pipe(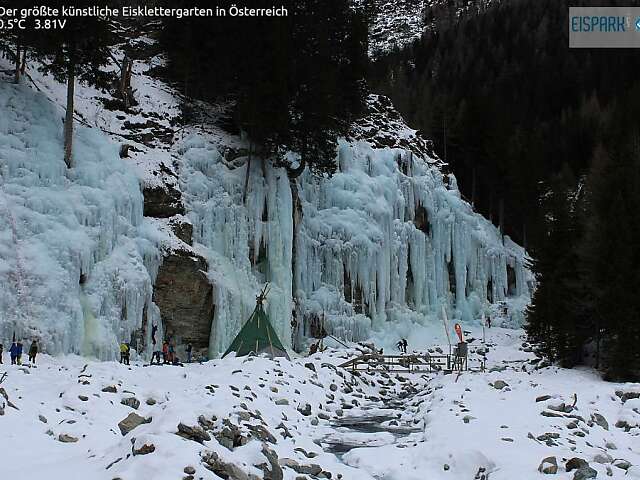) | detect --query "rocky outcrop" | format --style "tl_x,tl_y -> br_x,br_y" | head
168,217 -> 193,246
153,250 -> 214,355
143,184 -> 185,218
